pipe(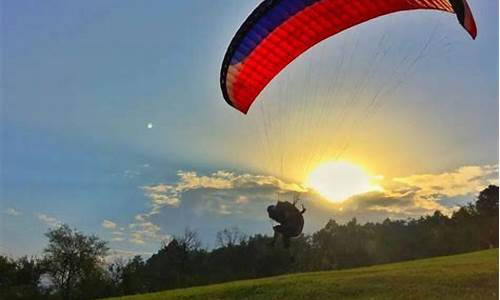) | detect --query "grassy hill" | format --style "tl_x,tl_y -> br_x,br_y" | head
106,249 -> 498,300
